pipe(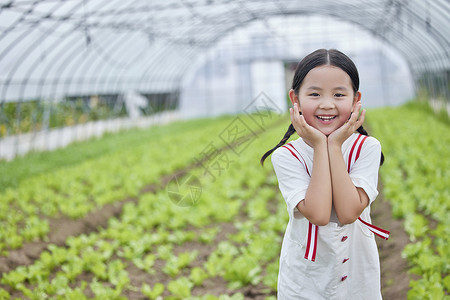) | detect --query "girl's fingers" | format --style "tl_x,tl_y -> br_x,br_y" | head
298,115 -> 309,130
289,106 -> 299,131
349,102 -> 364,126
356,109 -> 366,128
289,105 -> 296,122
290,103 -> 302,125
293,102 -> 300,118
290,103 -> 311,137
356,102 -> 366,127
351,103 -> 361,120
